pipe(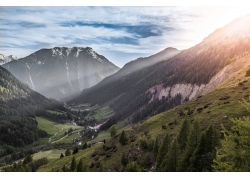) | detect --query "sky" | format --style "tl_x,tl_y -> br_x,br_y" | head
1,5 -> 250,67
